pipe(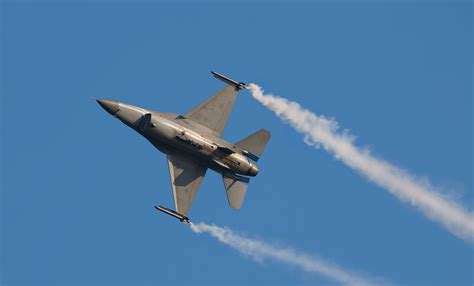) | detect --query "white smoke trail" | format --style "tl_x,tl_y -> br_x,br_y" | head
247,83 -> 474,242
190,222 -> 386,286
